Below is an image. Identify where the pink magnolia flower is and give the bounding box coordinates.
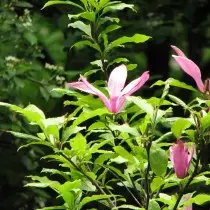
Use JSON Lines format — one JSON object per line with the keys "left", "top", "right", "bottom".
{"left": 169, "top": 139, "right": 194, "bottom": 179}
{"left": 171, "top": 45, "right": 205, "bottom": 92}
{"left": 68, "top": 64, "right": 149, "bottom": 113}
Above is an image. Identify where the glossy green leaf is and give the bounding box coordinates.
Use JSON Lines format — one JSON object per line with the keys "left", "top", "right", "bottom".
{"left": 42, "top": 1, "right": 84, "bottom": 10}
{"left": 109, "top": 123, "right": 139, "bottom": 136}
{"left": 150, "top": 145, "right": 168, "bottom": 176}
{"left": 171, "top": 118, "right": 192, "bottom": 138}
{"left": 112, "top": 205, "right": 144, "bottom": 210}
{"left": 148, "top": 200, "right": 160, "bottom": 210}
{"left": 68, "top": 21, "right": 91, "bottom": 36}
{"left": 102, "top": 3, "right": 136, "bottom": 14}
{"left": 25, "top": 176, "right": 60, "bottom": 189}
{"left": 71, "top": 40, "right": 101, "bottom": 52}
{"left": 107, "top": 34, "right": 151, "bottom": 52}
{"left": 156, "top": 193, "right": 174, "bottom": 206}
{"left": 127, "top": 96, "right": 154, "bottom": 118}
{"left": 62, "top": 126, "right": 85, "bottom": 142}
{"left": 201, "top": 112, "right": 210, "bottom": 131}
{"left": 151, "top": 177, "right": 164, "bottom": 192}
{"left": 8, "top": 131, "right": 41, "bottom": 141}
{"left": 73, "top": 108, "right": 109, "bottom": 126}
{"left": 37, "top": 206, "right": 66, "bottom": 210}
{"left": 168, "top": 94, "right": 188, "bottom": 108}
{"left": 79, "top": 194, "right": 115, "bottom": 209}
{"left": 70, "top": 133, "right": 86, "bottom": 151}
{"left": 152, "top": 78, "right": 197, "bottom": 92}
{"left": 114, "top": 146, "right": 137, "bottom": 163}
{"left": 68, "top": 11, "right": 96, "bottom": 22}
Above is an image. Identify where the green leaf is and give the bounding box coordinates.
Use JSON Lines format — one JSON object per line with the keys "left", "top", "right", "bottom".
{"left": 171, "top": 118, "right": 192, "bottom": 138}
{"left": 201, "top": 112, "right": 210, "bottom": 131}
{"left": 109, "top": 123, "right": 140, "bottom": 136}
{"left": 68, "top": 11, "right": 96, "bottom": 22}
{"left": 148, "top": 200, "right": 160, "bottom": 210}
{"left": 102, "top": 3, "right": 136, "bottom": 14}
{"left": 103, "top": 24, "right": 121, "bottom": 34}
{"left": 183, "top": 194, "right": 210, "bottom": 208}
{"left": 62, "top": 126, "right": 86, "bottom": 142}
{"left": 151, "top": 177, "right": 164, "bottom": 193}
{"left": 127, "top": 96, "right": 154, "bottom": 118}
{"left": 114, "top": 146, "right": 137, "bottom": 163}
{"left": 107, "top": 34, "right": 151, "bottom": 52}
{"left": 59, "top": 180, "right": 81, "bottom": 192}
{"left": 8, "top": 131, "right": 41, "bottom": 141}
{"left": 108, "top": 57, "right": 129, "bottom": 67}
{"left": 168, "top": 94, "right": 188, "bottom": 108}
{"left": 79, "top": 195, "right": 115, "bottom": 209}
{"left": 25, "top": 176, "right": 60, "bottom": 189}
{"left": 68, "top": 21, "right": 91, "bottom": 36}
{"left": 127, "top": 64, "right": 138, "bottom": 71}
{"left": 112, "top": 205, "right": 144, "bottom": 210}
{"left": 23, "top": 104, "right": 45, "bottom": 122}
{"left": 71, "top": 40, "right": 101, "bottom": 52}
{"left": 41, "top": 168, "right": 70, "bottom": 180}
{"left": 42, "top": 1, "right": 84, "bottom": 10}
{"left": 152, "top": 78, "right": 197, "bottom": 92}
{"left": 88, "top": 122, "right": 106, "bottom": 130}
{"left": 156, "top": 193, "right": 174, "bottom": 207}
{"left": 70, "top": 133, "right": 86, "bottom": 151}
{"left": 37, "top": 206, "right": 66, "bottom": 210}
{"left": 150, "top": 145, "right": 168, "bottom": 176}
{"left": 73, "top": 108, "right": 109, "bottom": 126}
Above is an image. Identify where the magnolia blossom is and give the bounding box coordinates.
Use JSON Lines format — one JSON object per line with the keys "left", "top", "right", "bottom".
{"left": 171, "top": 45, "right": 205, "bottom": 92}
{"left": 68, "top": 64, "right": 149, "bottom": 113}
{"left": 169, "top": 139, "right": 194, "bottom": 179}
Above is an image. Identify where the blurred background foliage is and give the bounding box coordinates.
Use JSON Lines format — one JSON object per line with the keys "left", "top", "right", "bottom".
{"left": 0, "top": 0, "right": 210, "bottom": 209}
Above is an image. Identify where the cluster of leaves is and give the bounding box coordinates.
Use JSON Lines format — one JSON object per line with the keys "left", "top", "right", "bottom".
{"left": 43, "top": 0, "right": 150, "bottom": 74}
{"left": 0, "top": 0, "right": 68, "bottom": 209}
{"left": 1, "top": 0, "right": 210, "bottom": 210}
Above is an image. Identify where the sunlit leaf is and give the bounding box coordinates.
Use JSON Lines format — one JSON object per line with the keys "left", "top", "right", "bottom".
{"left": 42, "top": 1, "right": 84, "bottom": 10}
{"left": 150, "top": 145, "right": 168, "bottom": 176}
{"left": 68, "top": 21, "right": 91, "bottom": 36}
{"left": 106, "top": 34, "right": 151, "bottom": 52}
{"left": 171, "top": 118, "right": 192, "bottom": 138}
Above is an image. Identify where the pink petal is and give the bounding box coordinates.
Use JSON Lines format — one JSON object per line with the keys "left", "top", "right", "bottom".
{"left": 121, "top": 71, "right": 150, "bottom": 96}
{"left": 109, "top": 96, "right": 126, "bottom": 113}
{"left": 68, "top": 81, "right": 97, "bottom": 95}
{"left": 171, "top": 45, "right": 186, "bottom": 57}
{"left": 108, "top": 64, "right": 127, "bottom": 98}
{"left": 170, "top": 140, "right": 189, "bottom": 178}
{"left": 79, "top": 75, "right": 111, "bottom": 111}
{"left": 185, "top": 205, "right": 192, "bottom": 210}
{"left": 172, "top": 56, "right": 205, "bottom": 92}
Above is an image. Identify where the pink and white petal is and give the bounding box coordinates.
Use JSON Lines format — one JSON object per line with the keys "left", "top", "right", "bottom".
{"left": 171, "top": 45, "right": 186, "bottom": 57}
{"left": 68, "top": 81, "right": 97, "bottom": 95}
{"left": 116, "top": 96, "right": 126, "bottom": 113}
{"left": 80, "top": 75, "right": 111, "bottom": 111}
{"left": 173, "top": 56, "right": 205, "bottom": 92}
{"left": 108, "top": 64, "right": 127, "bottom": 98}
{"left": 121, "top": 71, "right": 149, "bottom": 96}
{"left": 109, "top": 96, "right": 126, "bottom": 113}
{"left": 171, "top": 140, "right": 188, "bottom": 178}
